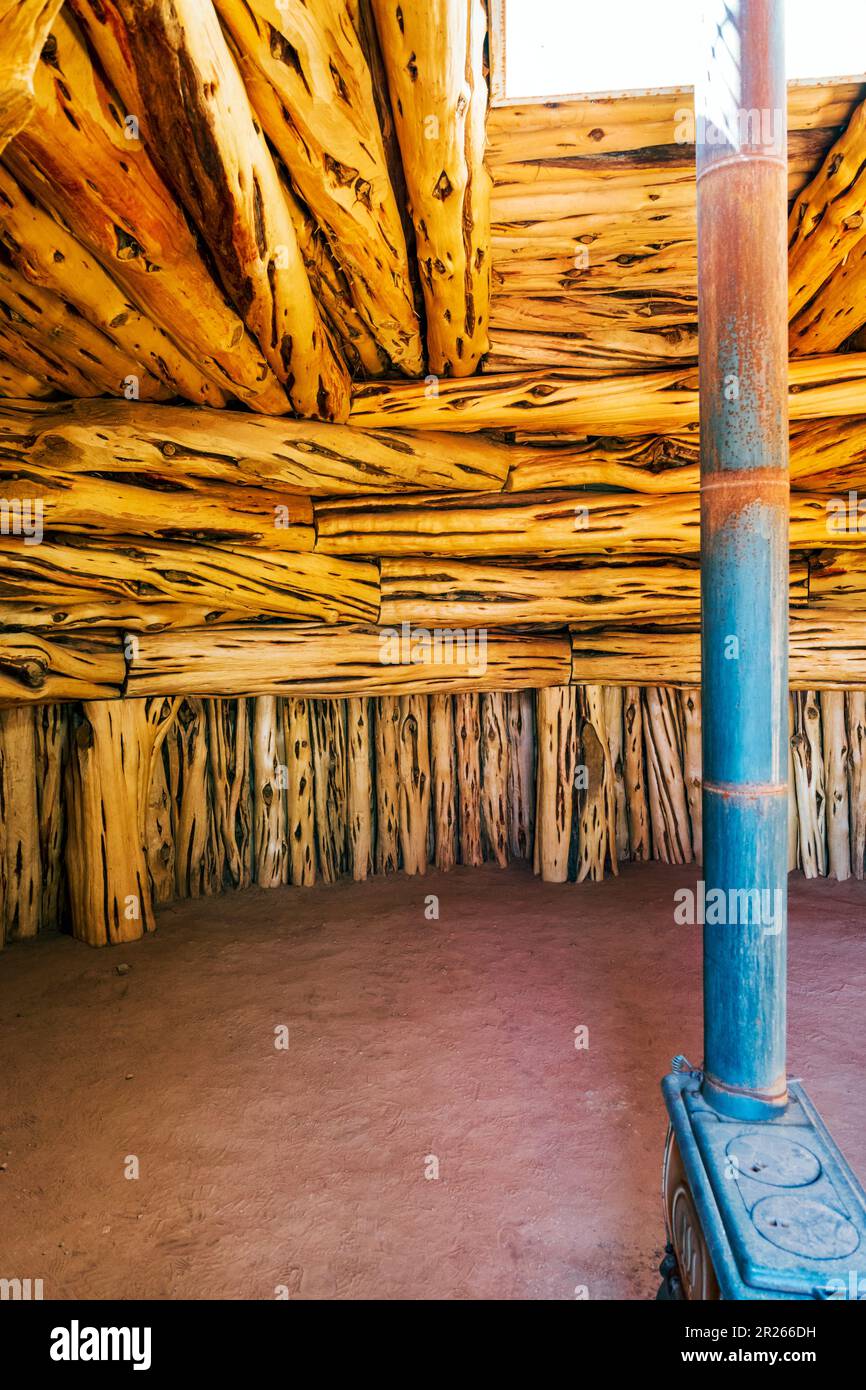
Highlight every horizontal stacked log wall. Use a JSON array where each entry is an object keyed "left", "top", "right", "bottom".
[{"left": 2, "top": 684, "right": 863, "bottom": 948}]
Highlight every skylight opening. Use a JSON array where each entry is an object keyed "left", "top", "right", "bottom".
[{"left": 492, "top": 0, "right": 866, "bottom": 103}]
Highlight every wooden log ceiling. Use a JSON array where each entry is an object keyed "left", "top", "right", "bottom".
[{"left": 0, "top": 4, "right": 865, "bottom": 705}]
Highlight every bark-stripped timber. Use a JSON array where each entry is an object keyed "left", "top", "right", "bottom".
[
  {"left": 575, "top": 685, "right": 616, "bottom": 883},
  {"left": 480, "top": 692, "right": 509, "bottom": 867},
  {"left": 534, "top": 685, "right": 576, "bottom": 883},
  {"left": 215, "top": 0, "right": 423, "bottom": 376},
  {"left": 623, "top": 686, "right": 650, "bottom": 862},
  {"left": 788, "top": 97, "right": 866, "bottom": 352},
  {"left": 0, "top": 536, "right": 376, "bottom": 625},
  {"left": 396, "top": 694, "right": 430, "bottom": 876},
  {"left": 788, "top": 694, "right": 800, "bottom": 873},
  {"left": 642, "top": 686, "right": 691, "bottom": 866},
  {"left": 125, "top": 626, "right": 573, "bottom": 699},
  {"left": 6, "top": 11, "right": 289, "bottom": 414},
  {"left": 370, "top": 0, "right": 490, "bottom": 375},
  {"left": 0, "top": 704, "right": 41, "bottom": 940},
  {"left": 252, "top": 696, "right": 288, "bottom": 888},
  {"left": 791, "top": 690, "right": 827, "bottom": 879},
  {"left": 349, "top": 354, "right": 866, "bottom": 433},
  {"left": 0, "top": 630, "right": 124, "bottom": 704},
  {"left": 374, "top": 695, "right": 400, "bottom": 873},
  {"left": 0, "top": 472, "right": 314, "bottom": 550},
  {"left": 846, "top": 692, "right": 866, "bottom": 880},
  {"left": 454, "top": 691, "right": 482, "bottom": 867},
  {"left": 207, "top": 698, "right": 252, "bottom": 891},
  {"left": 789, "top": 416, "right": 866, "bottom": 492},
  {"left": 346, "top": 696, "right": 373, "bottom": 882},
  {"left": 64, "top": 696, "right": 178, "bottom": 945},
  {"left": 429, "top": 693, "right": 457, "bottom": 871},
  {"left": 809, "top": 551, "right": 866, "bottom": 610},
  {"left": 316, "top": 487, "right": 842, "bottom": 559},
  {"left": 0, "top": 317, "right": 100, "bottom": 396},
  {"left": 0, "top": 253, "right": 171, "bottom": 401},
  {"left": 821, "top": 690, "right": 850, "bottom": 883},
  {"left": 34, "top": 701, "right": 67, "bottom": 928},
  {"left": 0, "top": 398, "right": 510, "bottom": 495},
  {"left": 380, "top": 557, "right": 807, "bottom": 628},
  {"left": 282, "top": 697, "right": 316, "bottom": 886},
  {"left": 93, "top": 0, "right": 349, "bottom": 418},
  {"left": 570, "top": 617, "right": 866, "bottom": 689},
  {"left": 310, "top": 700, "right": 348, "bottom": 883},
  {"left": 505, "top": 434, "right": 701, "bottom": 495},
  {"left": 678, "top": 688, "right": 702, "bottom": 865},
  {"left": 145, "top": 735, "right": 174, "bottom": 905},
  {"left": 0, "top": 0, "right": 64, "bottom": 152},
  {"left": 0, "top": 594, "right": 251, "bottom": 633},
  {"left": 506, "top": 689, "right": 534, "bottom": 860},
  {"left": 603, "top": 686, "right": 629, "bottom": 862},
  {"left": 484, "top": 325, "right": 698, "bottom": 376},
  {"left": 172, "top": 698, "right": 217, "bottom": 898},
  {"left": 0, "top": 354, "right": 49, "bottom": 397},
  {"left": 0, "top": 166, "right": 226, "bottom": 406},
  {"left": 286, "top": 186, "right": 389, "bottom": 377}
]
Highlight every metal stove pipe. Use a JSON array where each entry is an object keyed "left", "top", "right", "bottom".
[{"left": 697, "top": 0, "right": 789, "bottom": 1119}]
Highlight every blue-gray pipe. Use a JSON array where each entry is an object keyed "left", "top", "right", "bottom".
[{"left": 697, "top": 0, "right": 789, "bottom": 1119}]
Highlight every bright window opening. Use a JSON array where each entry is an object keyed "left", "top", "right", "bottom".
[{"left": 493, "top": 0, "right": 866, "bottom": 102}]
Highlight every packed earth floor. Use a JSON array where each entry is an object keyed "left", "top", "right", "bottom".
[{"left": 2, "top": 863, "right": 864, "bottom": 1300}]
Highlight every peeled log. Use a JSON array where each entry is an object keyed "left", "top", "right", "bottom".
[
  {"left": 0, "top": 536, "right": 377, "bottom": 625},
  {"left": 821, "top": 690, "right": 850, "bottom": 882},
  {"left": 678, "top": 688, "right": 702, "bottom": 864},
  {"left": 0, "top": 0, "right": 64, "bottom": 152},
  {"left": 283, "top": 697, "right": 316, "bottom": 886},
  {"left": 0, "top": 397, "right": 510, "bottom": 495},
  {"left": 623, "top": 686, "right": 650, "bottom": 862},
  {"left": 370, "top": 0, "right": 490, "bottom": 375},
  {"left": 603, "top": 686, "right": 629, "bottom": 861},
  {"left": 429, "top": 694, "right": 457, "bottom": 872},
  {"left": 0, "top": 704, "right": 41, "bottom": 940},
  {"left": 534, "top": 686, "right": 576, "bottom": 883},
  {"left": 346, "top": 696, "right": 373, "bottom": 882},
  {"left": 480, "top": 692, "right": 509, "bottom": 867},
  {"left": 792, "top": 691, "right": 827, "bottom": 879},
  {"left": 454, "top": 691, "right": 482, "bottom": 867},
  {"left": 35, "top": 702, "right": 68, "bottom": 928},
  {"left": 349, "top": 354, "right": 866, "bottom": 433},
  {"left": 311, "top": 701, "right": 347, "bottom": 883},
  {"left": 374, "top": 695, "right": 400, "bottom": 873},
  {"left": 64, "top": 697, "right": 178, "bottom": 945},
  {"left": 125, "top": 626, "right": 572, "bottom": 699},
  {"left": 847, "top": 692, "right": 866, "bottom": 879},
  {"left": 207, "top": 698, "right": 252, "bottom": 891},
  {"left": 507, "top": 690, "right": 535, "bottom": 860},
  {"left": 381, "top": 557, "right": 808, "bottom": 628},
  {"left": 397, "top": 694, "right": 431, "bottom": 875},
  {"left": 145, "top": 738, "right": 175, "bottom": 905},
  {"left": 6, "top": 10, "right": 289, "bottom": 413},
  {"left": 576, "top": 685, "right": 616, "bottom": 883},
  {"left": 789, "top": 98, "right": 866, "bottom": 353},
  {"left": 252, "top": 696, "right": 288, "bottom": 888},
  {"left": 642, "top": 687, "right": 691, "bottom": 865},
  {"left": 316, "top": 488, "right": 835, "bottom": 559},
  {"left": 216, "top": 0, "right": 422, "bottom": 375},
  {"left": 0, "top": 165, "right": 226, "bottom": 406},
  {"left": 173, "top": 698, "right": 217, "bottom": 898},
  {"left": 0, "top": 631, "right": 124, "bottom": 704}
]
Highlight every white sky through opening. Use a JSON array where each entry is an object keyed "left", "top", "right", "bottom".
[{"left": 502, "top": 0, "right": 866, "bottom": 99}]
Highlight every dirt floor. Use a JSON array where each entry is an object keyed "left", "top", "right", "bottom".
[{"left": 1, "top": 862, "right": 865, "bottom": 1300}]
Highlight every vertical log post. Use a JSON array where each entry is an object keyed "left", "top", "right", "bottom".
[
  {"left": 252, "top": 695, "right": 288, "bottom": 888},
  {"left": 534, "top": 685, "right": 576, "bottom": 883},
  {"left": 311, "top": 700, "right": 348, "bottom": 884},
  {"left": 480, "top": 691, "right": 509, "bottom": 867},
  {"left": 397, "top": 694, "right": 431, "bottom": 875},
  {"left": 347, "top": 696, "right": 373, "bottom": 882},
  {"left": 283, "top": 697, "right": 316, "bottom": 886},
  {"left": 429, "top": 693, "right": 457, "bottom": 871},
  {"left": 507, "top": 690, "right": 535, "bottom": 860},
  {"left": 455, "top": 691, "right": 482, "bottom": 867},
  {"left": 623, "top": 685, "right": 650, "bottom": 861},
  {"left": 679, "top": 688, "right": 703, "bottom": 864},
  {"left": 35, "top": 703, "right": 68, "bottom": 930},
  {"left": 846, "top": 692, "right": 866, "bottom": 879},
  {"left": 0, "top": 705, "right": 41, "bottom": 941},
  {"left": 374, "top": 696, "right": 401, "bottom": 874},
  {"left": 822, "top": 690, "right": 850, "bottom": 882}
]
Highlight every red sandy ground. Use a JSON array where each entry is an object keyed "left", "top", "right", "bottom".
[{"left": 1, "top": 862, "right": 864, "bottom": 1300}]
